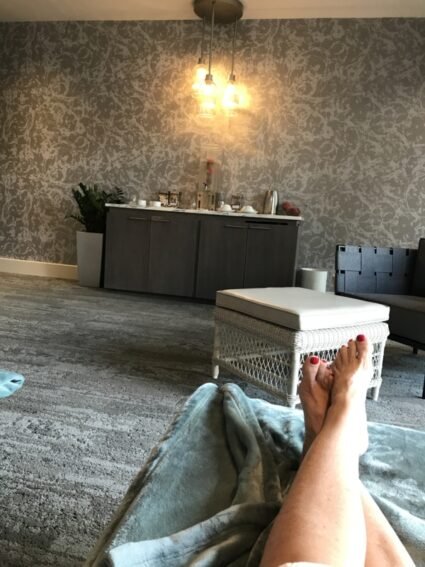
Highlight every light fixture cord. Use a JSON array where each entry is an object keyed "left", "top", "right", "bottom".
[
  {"left": 230, "top": 19, "right": 237, "bottom": 77},
  {"left": 200, "top": 18, "right": 206, "bottom": 62},
  {"left": 208, "top": 0, "right": 216, "bottom": 76}
]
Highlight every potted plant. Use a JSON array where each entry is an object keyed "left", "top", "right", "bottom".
[{"left": 69, "top": 183, "right": 126, "bottom": 287}]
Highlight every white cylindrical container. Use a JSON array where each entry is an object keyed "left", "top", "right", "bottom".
[{"left": 299, "top": 268, "right": 328, "bottom": 292}]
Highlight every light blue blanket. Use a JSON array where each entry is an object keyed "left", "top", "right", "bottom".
[
  {"left": 86, "top": 383, "right": 425, "bottom": 567},
  {"left": 0, "top": 369, "right": 24, "bottom": 399}
]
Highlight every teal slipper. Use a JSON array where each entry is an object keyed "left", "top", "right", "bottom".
[{"left": 0, "top": 370, "right": 25, "bottom": 399}]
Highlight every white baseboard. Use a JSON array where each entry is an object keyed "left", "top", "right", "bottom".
[{"left": 0, "top": 257, "right": 78, "bottom": 280}]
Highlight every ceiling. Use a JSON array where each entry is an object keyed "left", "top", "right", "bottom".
[{"left": 0, "top": 0, "right": 424, "bottom": 21}]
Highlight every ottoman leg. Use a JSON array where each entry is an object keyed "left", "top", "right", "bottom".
[
  {"left": 212, "top": 319, "right": 221, "bottom": 380},
  {"left": 371, "top": 380, "right": 382, "bottom": 401},
  {"left": 286, "top": 352, "right": 301, "bottom": 408},
  {"left": 212, "top": 364, "right": 219, "bottom": 380},
  {"left": 371, "top": 339, "right": 386, "bottom": 402}
]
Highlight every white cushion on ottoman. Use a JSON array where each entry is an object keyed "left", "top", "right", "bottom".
[{"left": 216, "top": 287, "right": 390, "bottom": 331}]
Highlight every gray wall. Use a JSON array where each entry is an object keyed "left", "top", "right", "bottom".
[{"left": 1, "top": 19, "right": 424, "bottom": 273}]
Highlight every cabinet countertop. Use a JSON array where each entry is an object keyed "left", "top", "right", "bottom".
[{"left": 106, "top": 203, "right": 303, "bottom": 221}]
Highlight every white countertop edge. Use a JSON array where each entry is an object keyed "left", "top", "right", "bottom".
[{"left": 106, "top": 203, "right": 303, "bottom": 221}]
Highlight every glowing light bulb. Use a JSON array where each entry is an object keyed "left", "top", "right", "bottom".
[
  {"left": 222, "top": 75, "right": 240, "bottom": 114},
  {"left": 199, "top": 74, "right": 218, "bottom": 117},
  {"left": 192, "top": 60, "right": 208, "bottom": 97}
]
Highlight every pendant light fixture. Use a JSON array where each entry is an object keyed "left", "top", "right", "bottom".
[
  {"left": 192, "top": 0, "right": 244, "bottom": 116},
  {"left": 192, "top": 18, "right": 208, "bottom": 97},
  {"left": 200, "top": 0, "right": 218, "bottom": 116},
  {"left": 222, "top": 20, "right": 240, "bottom": 113}
]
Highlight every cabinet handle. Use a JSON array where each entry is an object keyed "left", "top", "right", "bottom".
[
  {"left": 224, "top": 224, "right": 245, "bottom": 229},
  {"left": 152, "top": 217, "right": 170, "bottom": 223},
  {"left": 248, "top": 221, "right": 289, "bottom": 226},
  {"left": 128, "top": 216, "right": 148, "bottom": 221},
  {"left": 248, "top": 226, "right": 271, "bottom": 231}
]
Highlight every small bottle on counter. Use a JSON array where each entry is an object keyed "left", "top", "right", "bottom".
[{"left": 196, "top": 145, "right": 222, "bottom": 210}]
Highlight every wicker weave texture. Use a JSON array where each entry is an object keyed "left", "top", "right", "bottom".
[{"left": 213, "top": 308, "right": 389, "bottom": 407}]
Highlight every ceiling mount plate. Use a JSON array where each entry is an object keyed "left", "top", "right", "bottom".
[{"left": 193, "top": 0, "right": 244, "bottom": 24}]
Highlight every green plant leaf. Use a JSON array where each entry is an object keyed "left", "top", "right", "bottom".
[{"left": 67, "top": 183, "right": 127, "bottom": 233}]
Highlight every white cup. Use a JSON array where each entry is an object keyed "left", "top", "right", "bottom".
[
  {"left": 149, "top": 200, "right": 161, "bottom": 208},
  {"left": 138, "top": 199, "right": 146, "bottom": 207}
]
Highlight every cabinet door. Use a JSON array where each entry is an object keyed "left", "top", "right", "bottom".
[
  {"left": 148, "top": 214, "right": 199, "bottom": 297},
  {"left": 104, "top": 209, "right": 150, "bottom": 292},
  {"left": 196, "top": 218, "right": 247, "bottom": 300},
  {"left": 244, "top": 221, "right": 299, "bottom": 288}
]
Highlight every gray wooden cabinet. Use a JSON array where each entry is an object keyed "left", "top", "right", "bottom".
[
  {"left": 104, "top": 207, "right": 300, "bottom": 299},
  {"left": 104, "top": 209, "right": 151, "bottom": 292},
  {"left": 195, "top": 217, "right": 299, "bottom": 299},
  {"left": 195, "top": 218, "right": 247, "bottom": 299},
  {"left": 149, "top": 214, "right": 199, "bottom": 297},
  {"left": 244, "top": 221, "right": 298, "bottom": 289},
  {"left": 104, "top": 208, "right": 199, "bottom": 297}
]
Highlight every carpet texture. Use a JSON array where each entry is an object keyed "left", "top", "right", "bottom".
[{"left": 0, "top": 274, "right": 423, "bottom": 567}]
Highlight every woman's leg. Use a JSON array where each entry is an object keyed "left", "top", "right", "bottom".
[
  {"left": 261, "top": 338, "right": 415, "bottom": 567},
  {"left": 316, "top": 346, "right": 415, "bottom": 567},
  {"left": 297, "top": 355, "right": 333, "bottom": 458},
  {"left": 361, "top": 482, "right": 415, "bottom": 567},
  {"left": 261, "top": 339, "right": 369, "bottom": 567}
]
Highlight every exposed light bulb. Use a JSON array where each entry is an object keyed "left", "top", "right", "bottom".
[
  {"left": 192, "top": 1, "right": 248, "bottom": 116},
  {"left": 192, "top": 59, "right": 208, "bottom": 97},
  {"left": 199, "top": 74, "right": 218, "bottom": 117},
  {"left": 222, "top": 74, "right": 240, "bottom": 113}
]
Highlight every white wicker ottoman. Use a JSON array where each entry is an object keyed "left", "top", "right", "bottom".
[{"left": 213, "top": 287, "right": 390, "bottom": 408}]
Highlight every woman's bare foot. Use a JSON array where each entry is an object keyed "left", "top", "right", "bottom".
[
  {"left": 328, "top": 335, "right": 372, "bottom": 454},
  {"left": 299, "top": 356, "right": 334, "bottom": 456}
]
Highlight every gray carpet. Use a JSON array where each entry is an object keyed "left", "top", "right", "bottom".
[{"left": 0, "top": 275, "right": 423, "bottom": 567}]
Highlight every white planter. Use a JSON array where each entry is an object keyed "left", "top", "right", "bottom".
[{"left": 76, "top": 231, "right": 103, "bottom": 287}]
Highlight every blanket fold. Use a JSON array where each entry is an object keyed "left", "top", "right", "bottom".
[{"left": 86, "top": 383, "right": 425, "bottom": 567}]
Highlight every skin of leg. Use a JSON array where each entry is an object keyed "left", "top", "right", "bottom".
[
  {"left": 336, "top": 340, "right": 416, "bottom": 567},
  {"left": 298, "top": 355, "right": 333, "bottom": 457},
  {"left": 262, "top": 338, "right": 415, "bottom": 567},
  {"left": 260, "top": 351, "right": 367, "bottom": 567},
  {"left": 360, "top": 482, "right": 416, "bottom": 567}
]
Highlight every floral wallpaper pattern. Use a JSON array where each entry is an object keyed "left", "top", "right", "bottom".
[{"left": 0, "top": 19, "right": 424, "bottom": 272}]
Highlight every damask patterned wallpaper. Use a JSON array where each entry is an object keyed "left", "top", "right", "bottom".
[{"left": 1, "top": 19, "right": 424, "bottom": 273}]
